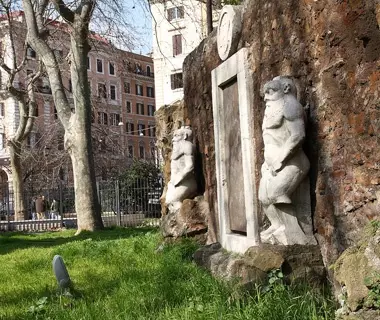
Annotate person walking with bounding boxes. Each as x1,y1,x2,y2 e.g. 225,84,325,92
50,199,60,219
35,195,47,220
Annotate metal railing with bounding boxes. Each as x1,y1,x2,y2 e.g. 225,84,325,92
0,178,162,231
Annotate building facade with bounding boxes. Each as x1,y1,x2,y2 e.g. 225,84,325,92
0,13,157,185
150,0,213,109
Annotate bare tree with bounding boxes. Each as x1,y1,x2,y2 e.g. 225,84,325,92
20,0,106,233
21,118,69,191
0,1,42,220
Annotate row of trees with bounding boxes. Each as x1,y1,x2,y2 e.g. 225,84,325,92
0,0,235,233
0,0,145,233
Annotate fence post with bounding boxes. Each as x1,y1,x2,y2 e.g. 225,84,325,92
6,182,10,231
116,180,121,226
59,180,64,228
96,181,101,208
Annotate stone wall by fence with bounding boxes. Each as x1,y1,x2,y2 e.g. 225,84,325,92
182,0,380,274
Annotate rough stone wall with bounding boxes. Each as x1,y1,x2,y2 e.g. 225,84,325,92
183,0,380,270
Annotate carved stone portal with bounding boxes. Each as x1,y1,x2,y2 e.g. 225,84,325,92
212,48,260,253
165,126,197,213
259,76,316,245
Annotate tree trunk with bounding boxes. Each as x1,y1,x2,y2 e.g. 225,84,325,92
9,141,27,220
22,0,103,232
207,0,213,35
66,25,103,233
68,135,103,231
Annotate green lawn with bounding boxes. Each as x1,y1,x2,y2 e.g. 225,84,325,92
0,228,335,320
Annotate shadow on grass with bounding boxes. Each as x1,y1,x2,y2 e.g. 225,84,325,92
0,227,157,256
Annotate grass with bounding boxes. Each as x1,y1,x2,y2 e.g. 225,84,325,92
0,228,336,320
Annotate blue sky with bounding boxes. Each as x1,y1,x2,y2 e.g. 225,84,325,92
126,0,153,55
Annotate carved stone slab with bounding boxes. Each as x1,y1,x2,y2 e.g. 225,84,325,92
217,5,242,61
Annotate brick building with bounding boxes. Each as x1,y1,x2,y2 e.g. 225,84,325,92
0,12,156,185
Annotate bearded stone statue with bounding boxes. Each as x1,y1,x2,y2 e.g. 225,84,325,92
259,76,314,245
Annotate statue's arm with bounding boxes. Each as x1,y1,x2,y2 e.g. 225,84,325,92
272,113,305,173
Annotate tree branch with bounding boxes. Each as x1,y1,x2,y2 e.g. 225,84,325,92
50,0,75,23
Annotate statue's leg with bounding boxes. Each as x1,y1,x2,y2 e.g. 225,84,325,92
261,203,308,245
271,203,309,245
268,164,307,205
260,204,283,240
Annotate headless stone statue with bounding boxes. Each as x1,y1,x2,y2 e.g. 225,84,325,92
165,126,197,212
259,76,314,245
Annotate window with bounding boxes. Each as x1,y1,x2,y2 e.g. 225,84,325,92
126,121,135,135
137,103,144,115
0,103,4,117
98,83,107,98
109,62,115,75
128,145,134,158
135,63,142,74
172,34,182,56
126,101,132,113
110,85,116,100
87,56,91,70
147,105,155,116
138,123,145,136
0,133,5,149
148,124,156,137
110,113,120,126
147,66,151,77
139,142,145,159
96,59,103,73
147,87,154,98
27,46,36,58
167,6,184,21
150,142,156,159
124,82,130,94
171,73,183,90
98,112,108,125
136,84,143,96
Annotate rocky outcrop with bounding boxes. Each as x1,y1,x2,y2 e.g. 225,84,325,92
193,243,325,287
161,196,208,238
335,224,380,318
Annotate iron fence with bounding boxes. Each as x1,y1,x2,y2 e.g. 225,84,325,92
0,178,162,231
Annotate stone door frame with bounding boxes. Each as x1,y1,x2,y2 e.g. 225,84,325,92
211,48,260,253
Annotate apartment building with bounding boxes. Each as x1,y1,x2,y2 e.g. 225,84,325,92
0,12,156,184
150,0,219,109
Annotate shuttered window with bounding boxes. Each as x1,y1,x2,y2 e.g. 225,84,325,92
170,73,183,90
172,35,182,56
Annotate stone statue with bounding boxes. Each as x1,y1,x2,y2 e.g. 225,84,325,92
165,126,197,212
259,76,312,245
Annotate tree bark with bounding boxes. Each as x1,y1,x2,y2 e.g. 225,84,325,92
9,141,27,220
207,0,213,35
